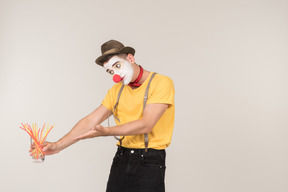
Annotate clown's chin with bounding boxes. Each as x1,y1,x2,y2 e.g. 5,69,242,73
123,76,133,85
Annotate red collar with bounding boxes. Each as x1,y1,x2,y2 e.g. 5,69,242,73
129,65,143,87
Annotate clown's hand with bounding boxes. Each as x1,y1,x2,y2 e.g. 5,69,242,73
74,125,107,141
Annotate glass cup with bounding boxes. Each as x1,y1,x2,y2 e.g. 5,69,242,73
30,137,45,163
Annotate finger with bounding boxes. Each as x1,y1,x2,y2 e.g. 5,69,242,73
30,149,36,156
43,146,48,152
43,142,52,152
29,144,36,152
40,143,47,148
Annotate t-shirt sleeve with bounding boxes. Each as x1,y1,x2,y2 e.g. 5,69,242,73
147,76,175,106
101,87,115,111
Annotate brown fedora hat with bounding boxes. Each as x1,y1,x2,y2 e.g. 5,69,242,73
95,40,135,66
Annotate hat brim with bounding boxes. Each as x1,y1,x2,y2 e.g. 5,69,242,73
95,46,135,66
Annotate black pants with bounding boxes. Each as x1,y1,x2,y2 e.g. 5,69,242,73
106,147,166,192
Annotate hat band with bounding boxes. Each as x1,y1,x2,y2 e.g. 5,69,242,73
103,48,122,55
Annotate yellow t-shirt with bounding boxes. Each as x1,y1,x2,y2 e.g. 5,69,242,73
101,72,175,149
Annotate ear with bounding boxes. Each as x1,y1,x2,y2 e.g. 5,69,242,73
126,54,135,63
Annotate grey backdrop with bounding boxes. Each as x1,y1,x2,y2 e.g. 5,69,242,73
1,0,288,192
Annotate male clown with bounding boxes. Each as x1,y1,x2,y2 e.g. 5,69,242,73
33,40,175,192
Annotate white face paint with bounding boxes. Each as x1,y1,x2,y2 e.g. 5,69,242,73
103,55,134,85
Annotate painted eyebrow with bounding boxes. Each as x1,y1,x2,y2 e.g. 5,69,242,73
112,61,120,67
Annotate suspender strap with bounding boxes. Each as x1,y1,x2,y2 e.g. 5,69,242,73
143,72,157,152
112,84,125,146
112,84,125,123
111,72,157,151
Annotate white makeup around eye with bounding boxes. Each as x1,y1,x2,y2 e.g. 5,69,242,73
107,70,114,75
104,56,122,72
103,55,134,85
115,63,121,69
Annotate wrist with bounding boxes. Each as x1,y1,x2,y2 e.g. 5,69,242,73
103,126,110,136
55,140,65,152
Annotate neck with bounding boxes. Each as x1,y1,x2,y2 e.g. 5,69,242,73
138,70,150,84
129,64,150,87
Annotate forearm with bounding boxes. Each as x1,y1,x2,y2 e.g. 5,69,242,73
105,103,169,137
55,105,111,152
56,118,94,151
106,118,152,136
72,104,168,142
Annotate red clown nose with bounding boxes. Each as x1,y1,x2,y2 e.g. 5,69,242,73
113,74,122,83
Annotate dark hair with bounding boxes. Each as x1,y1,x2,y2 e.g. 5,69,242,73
101,54,115,64
101,53,128,64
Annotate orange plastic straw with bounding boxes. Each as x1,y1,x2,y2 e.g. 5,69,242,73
20,122,54,160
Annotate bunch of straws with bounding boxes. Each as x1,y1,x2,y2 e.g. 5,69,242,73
20,123,54,160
